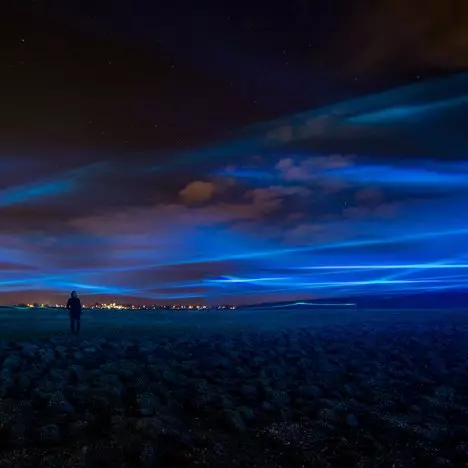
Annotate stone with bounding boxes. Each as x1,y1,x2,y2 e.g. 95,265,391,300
270,390,291,408
42,349,56,365
17,374,31,391
180,360,199,375
241,384,257,398
298,385,323,399
134,417,166,438
63,383,89,407
207,357,230,369
410,404,422,414
217,395,234,410
47,391,76,414
432,457,453,467
100,361,120,375
220,409,246,432
280,408,293,422
238,406,256,422
21,343,39,358
2,355,23,371
39,424,61,443
55,345,68,357
136,393,158,416
73,351,84,361
68,364,86,382
346,414,359,428
161,367,178,384
134,374,151,393
117,360,141,380
0,399,33,427
48,368,71,382
261,401,274,413
89,387,123,413
0,379,14,397
9,420,29,448
140,441,158,468
1,367,13,380
99,372,123,392
68,420,89,438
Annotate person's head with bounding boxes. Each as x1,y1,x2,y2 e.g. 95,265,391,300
71,290,77,298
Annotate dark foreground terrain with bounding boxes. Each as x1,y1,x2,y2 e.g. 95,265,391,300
0,308,468,467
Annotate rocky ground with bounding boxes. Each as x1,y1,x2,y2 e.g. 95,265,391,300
0,317,467,467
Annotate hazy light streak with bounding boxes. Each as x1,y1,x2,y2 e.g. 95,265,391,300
213,168,278,182
210,278,442,286
209,276,289,284
313,228,468,252
62,227,468,275
324,164,468,187
271,301,356,307
0,180,73,207
347,94,468,124
0,162,108,207
378,254,468,284
301,264,468,270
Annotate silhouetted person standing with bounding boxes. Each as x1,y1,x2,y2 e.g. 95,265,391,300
66,291,82,335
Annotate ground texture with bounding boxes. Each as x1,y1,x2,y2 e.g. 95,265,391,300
0,308,467,467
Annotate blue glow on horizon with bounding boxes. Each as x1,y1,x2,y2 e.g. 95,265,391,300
271,301,356,307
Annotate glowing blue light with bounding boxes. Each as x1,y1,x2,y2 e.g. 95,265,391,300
3,75,468,303
301,264,468,270
210,276,289,284
271,302,356,307
347,94,468,124
213,168,279,183
323,163,468,187
0,180,73,207
0,162,108,207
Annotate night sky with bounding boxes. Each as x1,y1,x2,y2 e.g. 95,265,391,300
1,0,468,305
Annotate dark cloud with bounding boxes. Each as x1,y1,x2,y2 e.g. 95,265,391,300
345,0,468,73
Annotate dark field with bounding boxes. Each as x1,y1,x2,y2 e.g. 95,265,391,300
1,306,466,340
0,307,468,467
